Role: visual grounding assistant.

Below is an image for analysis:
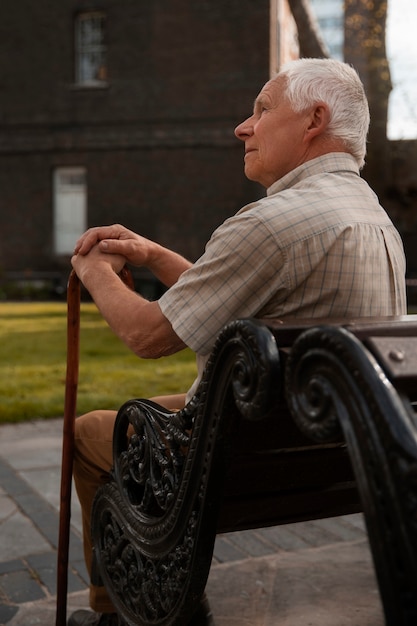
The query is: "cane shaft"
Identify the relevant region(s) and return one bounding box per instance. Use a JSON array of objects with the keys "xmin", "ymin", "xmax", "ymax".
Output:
[
  {"xmin": 56, "ymin": 270, "xmax": 80, "ymax": 626},
  {"xmin": 55, "ymin": 267, "xmax": 133, "ymax": 625}
]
